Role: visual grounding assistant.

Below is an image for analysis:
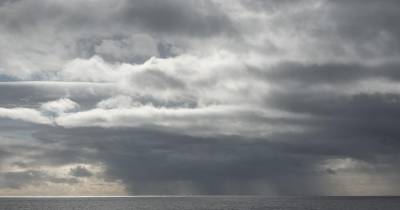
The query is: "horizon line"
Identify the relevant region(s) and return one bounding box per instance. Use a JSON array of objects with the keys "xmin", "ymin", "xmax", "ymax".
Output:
[{"xmin": 0, "ymin": 195, "xmax": 399, "ymax": 198}]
